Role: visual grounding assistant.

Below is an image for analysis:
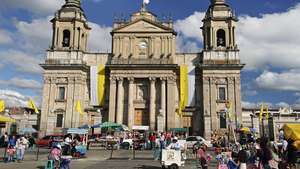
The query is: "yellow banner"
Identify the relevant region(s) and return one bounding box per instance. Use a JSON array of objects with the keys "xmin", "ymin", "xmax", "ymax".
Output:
[
  {"xmin": 76, "ymin": 100, "xmax": 84, "ymax": 116},
  {"xmin": 179, "ymin": 65, "xmax": 188, "ymax": 117},
  {"xmin": 97, "ymin": 65, "xmax": 106, "ymax": 106},
  {"xmin": 0, "ymin": 100, "xmax": 5, "ymax": 113},
  {"xmin": 28, "ymin": 99, "xmax": 39, "ymax": 114}
]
